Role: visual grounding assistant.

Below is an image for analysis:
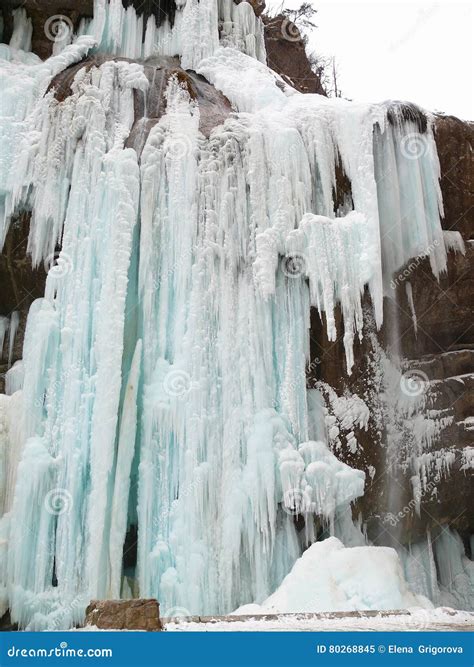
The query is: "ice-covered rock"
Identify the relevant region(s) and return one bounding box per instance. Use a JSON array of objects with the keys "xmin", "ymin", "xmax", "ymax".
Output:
[{"xmin": 233, "ymin": 537, "xmax": 432, "ymax": 614}]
